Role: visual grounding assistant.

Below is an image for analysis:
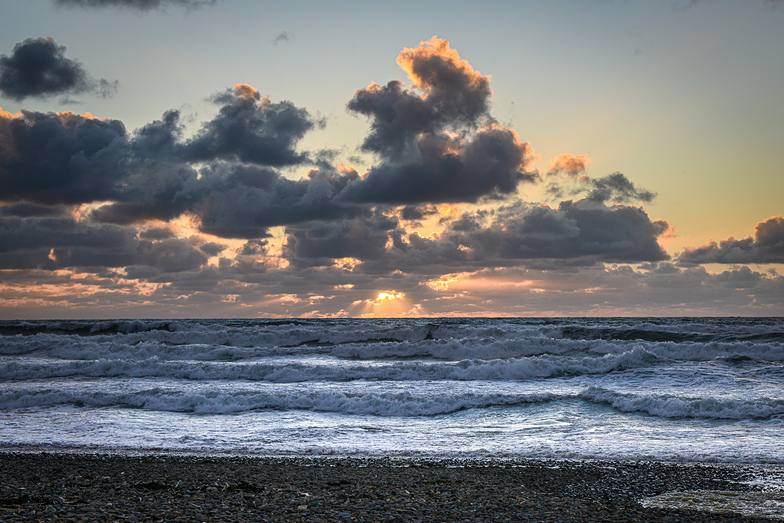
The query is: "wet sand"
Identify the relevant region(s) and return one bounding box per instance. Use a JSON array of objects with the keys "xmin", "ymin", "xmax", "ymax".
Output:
[{"xmin": 0, "ymin": 451, "xmax": 780, "ymax": 522}]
